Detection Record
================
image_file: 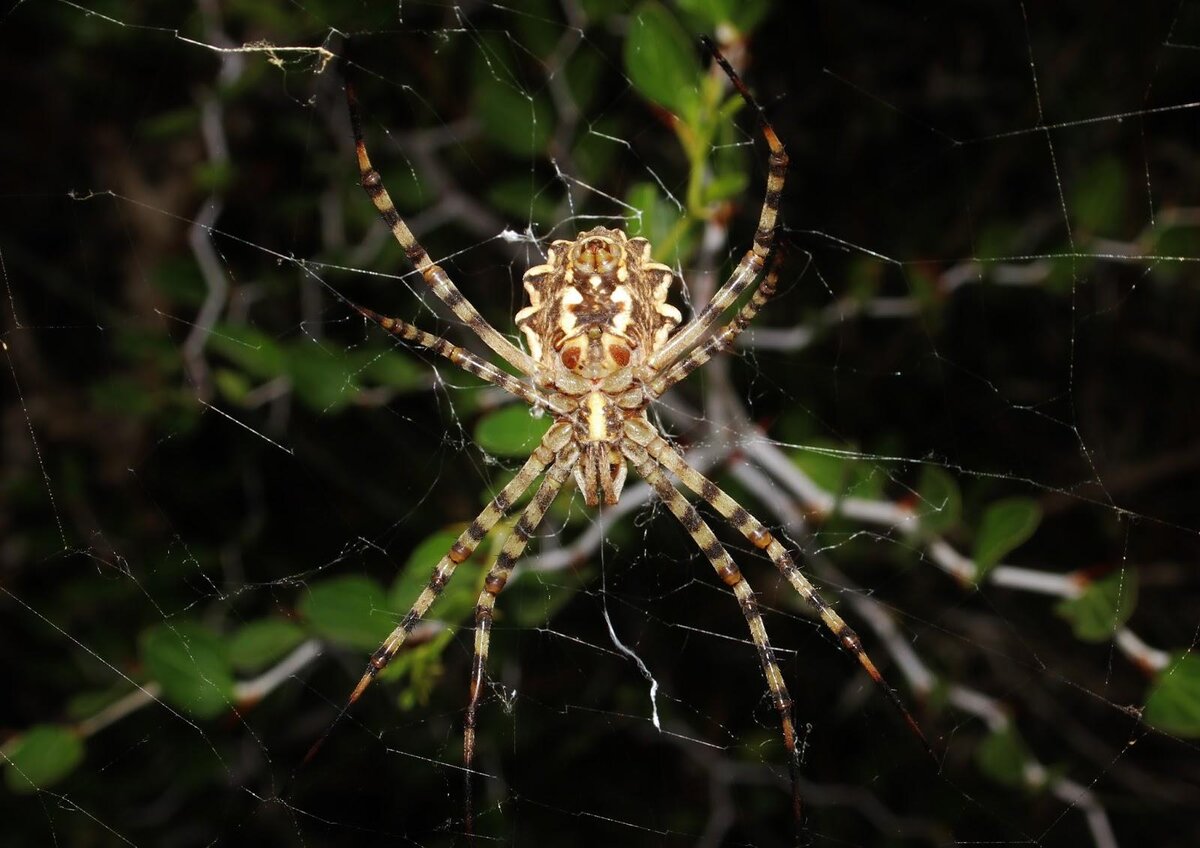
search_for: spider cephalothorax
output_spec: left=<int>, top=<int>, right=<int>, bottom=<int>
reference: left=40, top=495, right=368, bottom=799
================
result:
left=340, top=37, right=928, bottom=838
left=512, top=226, right=684, bottom=506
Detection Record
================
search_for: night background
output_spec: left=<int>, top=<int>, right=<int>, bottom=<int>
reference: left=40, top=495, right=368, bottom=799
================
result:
left=2, top=1, right=1200, bottom=846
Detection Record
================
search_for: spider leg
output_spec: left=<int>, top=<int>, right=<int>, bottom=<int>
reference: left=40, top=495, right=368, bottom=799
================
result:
left=352, top=302, right=567, bottom=415
left=621, top=439, right=804, bottom=829
left=645, top=38, right=787, bottom=374
left=462, top=442, right=579, bottom=836
left=647, top=253, right=781, bottom=397
left=626, top=419, right=933, bottom=755
left=346, top=421, right=574, bottom=705
left=344, top=81, right=540, bottom=377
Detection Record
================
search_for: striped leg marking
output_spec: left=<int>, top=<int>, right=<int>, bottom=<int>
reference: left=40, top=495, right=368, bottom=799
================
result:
left=345, top=82, right=539, bottom=377
left=638, top=427, right=932, bottom=754
left=463, top=444, right=579, bottom=835
left=648, top=254, right=781, bottom=397
left=622, top=440, right=803, bottom=826
left=646, top=40, right=788, bottom=374
left=347, top=422, right=573, bottom=705
left=352, top=302, right=567, bottom=415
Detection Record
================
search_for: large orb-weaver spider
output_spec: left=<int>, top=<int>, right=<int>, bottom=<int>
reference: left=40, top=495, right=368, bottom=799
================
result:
left=338, top=38, right=929, bottom=831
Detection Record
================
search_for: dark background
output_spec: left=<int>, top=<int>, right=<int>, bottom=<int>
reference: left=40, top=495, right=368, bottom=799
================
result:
left=2, top=1, right=1199, bottom=846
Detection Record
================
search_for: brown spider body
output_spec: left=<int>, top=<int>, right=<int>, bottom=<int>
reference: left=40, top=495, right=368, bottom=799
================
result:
left=340, top=38, right=927, bottom=835
left=515, top=227, right=682, bottom=505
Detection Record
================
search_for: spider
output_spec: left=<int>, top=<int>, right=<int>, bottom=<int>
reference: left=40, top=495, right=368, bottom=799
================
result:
left=339, top=38, right=928, bottom=829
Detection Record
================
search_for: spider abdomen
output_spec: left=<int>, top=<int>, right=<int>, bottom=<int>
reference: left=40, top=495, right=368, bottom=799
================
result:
left=516, top=226, right=682, bottom=378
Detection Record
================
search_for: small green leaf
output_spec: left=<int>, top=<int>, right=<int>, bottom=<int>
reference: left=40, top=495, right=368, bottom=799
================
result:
left=975, top=725, right=1033, bottom=789
left=475, top=74, right=553, bottom=157
left=194, top=161, right=234, bottom=193
left=701, top=168, right=750, bottom=206
left=624, top=2, right=702, bottom=116
left=213, top=368, right=252, bottom=404
left=3, top=725, right=85, bottom=794
left=140, top=622, right=235, bottom=719
left=474, top=405, right=552, bottom=457
left=285, top=342, right=360, bottom=411
left=299, top=576, right=393, bottom=651
left=486, top=177, right=560, bottom=230
left=677, top=0, right=770, bottom=33
left=1054, top=569, right=1138, bottom=642
left=359, top=350, right=429, bottom=392
left=626, top=182, right=694, bottom=266
left=916, top=466, right=962, bottom=534
left=972, top=497, right=1042, bottom=581
left=788, top=440, right=882, bottom=501
left=1144, top=653, right=1200, bottom=737
left=789, top=445, right=847, bottom=495
left=1072, top=157, right=1124, bottom=235
left=208, top=323, right=286, bottom=380
left=505, top=569, right=590, bottom=628
left=384, top=629, right=455, bottom=711
left=228, top=619, right=307, bottom=673
left=390, top=526, right=490, bottom=625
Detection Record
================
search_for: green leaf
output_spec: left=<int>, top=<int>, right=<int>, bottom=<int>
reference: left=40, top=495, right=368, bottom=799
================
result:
left=140, top=622, right=235, bottom=719
left=390, top=525, right=491, bottom=626
left=677, top=0, right=770, bottom=33
left=790, top=445, right=848, bottom=495
left=486, top=177, right=560, bottom=231
left=1054, top=570, right=1138, bottom=642
left=228, top=619, right=307, bottom=673
left=299, top=576, right=394, bottom=651
left=972, top=497, right=1042, bottom=582
left=384, top=629, right=455, bottom=711
left=505, top=569, right=590, bottom=628
left=208, top=323, right=286, bottom=380
left=626, top=182, right=694, bottom=266
left=975, top=725, right=1035, bottom=789
left=788, top=440, right=882, bottom=501
left=1144, top=653, right=1200, bottom=737
left=474, top=73, right=553, bottom=157
left=916, top=466, right=962, bottom=534
left=701, top=167, right=750, bottom=206
left=624, top=2, right=702, bottom=116
left=213, top=368, right=252, bottom=404
left=474, top=405, right=552, bottom=457
left=3, top=725, right=85, bottom=794
left=285, top=342, right=360, bottom=412
left=359, top=349, right=429, bottom=392
left=1071, top=157, right=1124, bottom=235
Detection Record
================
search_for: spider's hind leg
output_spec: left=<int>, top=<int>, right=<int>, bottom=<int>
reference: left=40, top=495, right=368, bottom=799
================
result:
left=631, top=420, right=934, bottom=756
left=622, top=439, right=806, bottom=831
left=462, top=442, right=579, bottom=836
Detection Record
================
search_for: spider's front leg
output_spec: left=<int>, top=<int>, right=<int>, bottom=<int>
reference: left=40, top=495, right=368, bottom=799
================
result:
left=344, top=80, right=539, bottom=377
left=647, top=252, right=782, bottom=397
left=645, top=38, right=788, bottom=375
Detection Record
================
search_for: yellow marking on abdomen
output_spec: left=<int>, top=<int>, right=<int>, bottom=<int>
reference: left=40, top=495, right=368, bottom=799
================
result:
left=586, top=392, right=608, bottom=440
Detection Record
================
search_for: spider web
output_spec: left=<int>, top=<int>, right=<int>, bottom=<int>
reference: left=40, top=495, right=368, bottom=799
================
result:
left=2, top=1, right=1200, bottom=846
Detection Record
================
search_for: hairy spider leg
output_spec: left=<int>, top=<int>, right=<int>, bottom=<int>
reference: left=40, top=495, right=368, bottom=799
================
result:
left=351, top=302, right=567, bottom=414
left=345, top=81, right=540, bottom=377
left=462, top=443, right=579, bottom=837
left=347, top=422, right=574, bottom=705
left=645, top=37, right=788, bottom=374
left=621, top=439, right=804, bottom=827
left=648, top=253, right=781, bottom=397
left=628, top=419, right=934, bottom=757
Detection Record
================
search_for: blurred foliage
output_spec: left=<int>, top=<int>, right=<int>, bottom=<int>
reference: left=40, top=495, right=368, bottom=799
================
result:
left=3, top=0, right=1200, bottom=846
